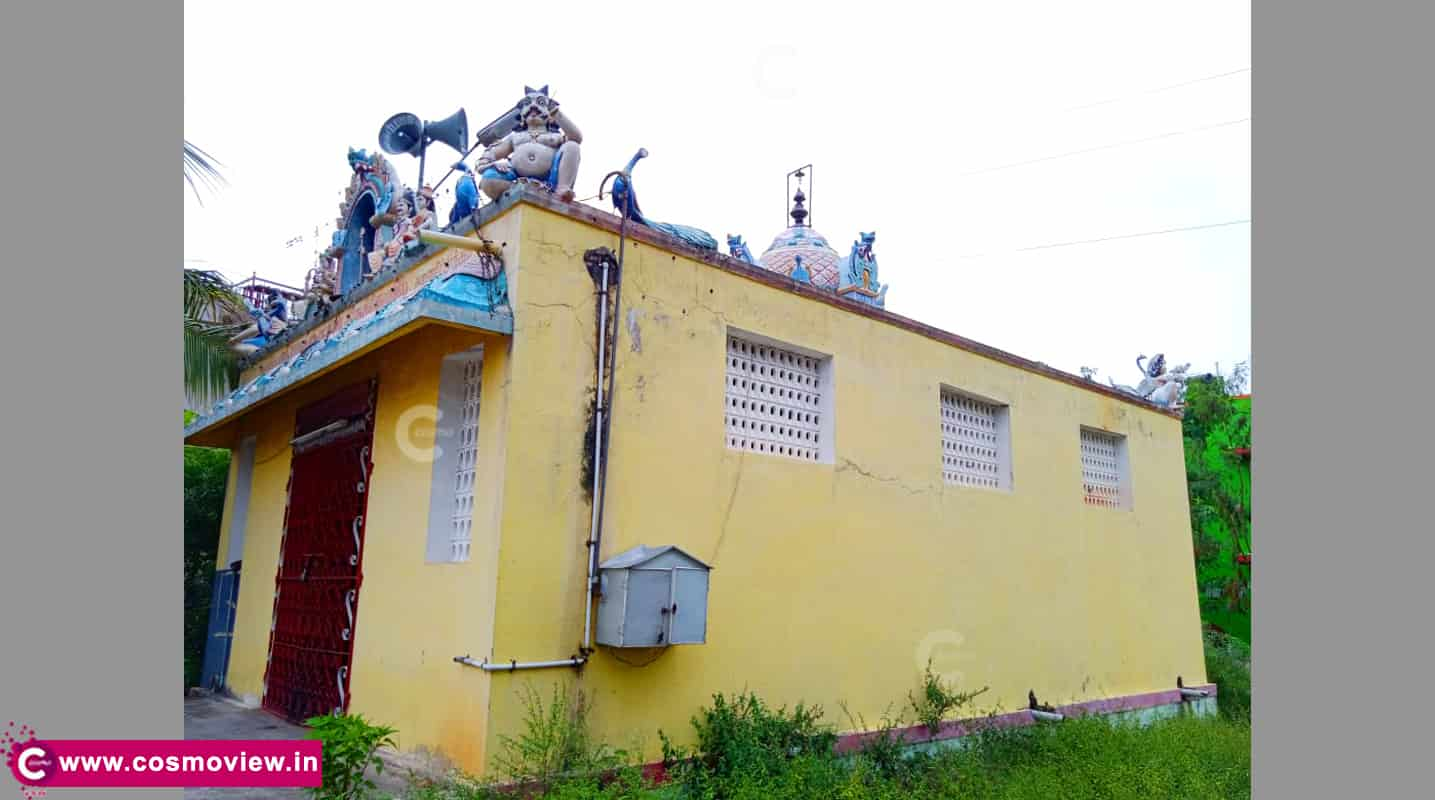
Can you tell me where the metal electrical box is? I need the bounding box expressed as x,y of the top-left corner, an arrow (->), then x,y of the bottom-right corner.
596,545 -> 711,648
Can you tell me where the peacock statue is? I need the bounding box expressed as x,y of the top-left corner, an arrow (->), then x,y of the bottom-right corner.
449,161 -> 479,226
607,149 -> 718,251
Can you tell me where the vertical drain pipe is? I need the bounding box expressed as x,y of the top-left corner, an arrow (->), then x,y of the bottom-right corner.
582,149 -> 646,653
581,249 -> 613,653
451,154 -> 642,674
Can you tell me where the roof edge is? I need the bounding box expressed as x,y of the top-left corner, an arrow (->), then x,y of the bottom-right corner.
510,187 -> 1184,419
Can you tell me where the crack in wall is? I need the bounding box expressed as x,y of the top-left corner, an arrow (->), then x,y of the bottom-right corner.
710,458 -> 744,566
693,299 -> 736,329
836,458 -> 930,496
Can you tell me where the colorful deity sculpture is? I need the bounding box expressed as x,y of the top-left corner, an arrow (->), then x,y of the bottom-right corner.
299,255 -> 342,322
228,289 -> 290,357
380,186 -> 438,268
474,86 -> 583,202
369,192 -> 411,274
330,148 -> 408,293
727,234 -> 757,264
1109,353 -> 1192,409
836,232 -> 888,308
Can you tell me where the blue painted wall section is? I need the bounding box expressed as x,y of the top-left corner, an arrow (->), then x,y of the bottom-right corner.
184,272 -> 512,438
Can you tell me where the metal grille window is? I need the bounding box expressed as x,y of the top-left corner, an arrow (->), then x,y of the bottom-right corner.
1080,427 -> 1129,510
940,390 -> 1009,490
724,333 -> 826,462
425,348 -> 483,562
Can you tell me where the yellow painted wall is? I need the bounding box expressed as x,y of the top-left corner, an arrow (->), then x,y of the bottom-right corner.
218,323 -> 509,769
208,211 -> 526,774
207,199 -> 1205,777
481,205 -> 1207,768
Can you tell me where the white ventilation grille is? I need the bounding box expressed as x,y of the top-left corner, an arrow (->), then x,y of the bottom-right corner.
1080,428 -> 1127,509
449,357 -> 482,561
725,334 -> 823,462
941,391 -> 1006,489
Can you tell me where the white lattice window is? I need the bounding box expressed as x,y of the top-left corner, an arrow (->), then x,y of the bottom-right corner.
940,389 -> 1010,490
1080,427 -> 1130,510
724,333 -> 830,463
449,357 -> 481,560
426,348 -> 483,562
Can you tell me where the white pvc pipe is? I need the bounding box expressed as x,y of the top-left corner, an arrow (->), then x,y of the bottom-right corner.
451,257 -> 611,678
1179,687 -> 1211,698
453,656 -> 585,672
1030,709 -> 1065,722
417,229 -> 499,252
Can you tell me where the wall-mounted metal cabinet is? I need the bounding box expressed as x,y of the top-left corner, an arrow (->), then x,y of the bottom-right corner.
596,545 -> 711,648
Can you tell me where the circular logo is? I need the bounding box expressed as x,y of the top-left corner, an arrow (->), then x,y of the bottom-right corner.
754,44 -> 800,101
12,741 -> 57,786
915,629 -> 973,687
395,404 -> 441,463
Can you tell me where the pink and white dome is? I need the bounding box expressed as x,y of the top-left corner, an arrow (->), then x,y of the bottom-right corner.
756,186 -> 841,289
758,225 -> 842,289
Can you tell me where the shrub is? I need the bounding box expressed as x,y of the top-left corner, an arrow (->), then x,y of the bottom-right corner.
492,682 -> 627,788
1204,629 -> 1252,723
666,690 -> 836,795
305,713 -> 397,800
907,660 -> 988,735
838,702 -> 909,781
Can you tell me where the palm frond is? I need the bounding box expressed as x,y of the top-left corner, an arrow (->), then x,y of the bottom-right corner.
183,268 -> 248,409
184,321 -> 241,410
184,268 -> 246,321
184,140 -> 227,204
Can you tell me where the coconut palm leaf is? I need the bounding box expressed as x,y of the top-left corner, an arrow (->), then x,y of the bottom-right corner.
184,140 -> 226,204
183,141 -> 243,410
184,268 -> 245,321
184,268 -> 248,409
185,319 -> 239,411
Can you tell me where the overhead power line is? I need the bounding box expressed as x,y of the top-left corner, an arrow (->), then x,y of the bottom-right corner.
954,218 -> 1251,260
1062,67 -> 1251,113
959,116 -> 1250,178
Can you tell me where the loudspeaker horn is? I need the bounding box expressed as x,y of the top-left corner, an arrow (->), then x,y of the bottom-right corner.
424,108 -> 469,155
378,108 -> 469,158
378,112 -> 424,156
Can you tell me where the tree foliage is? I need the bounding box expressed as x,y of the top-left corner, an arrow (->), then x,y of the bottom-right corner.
184,435 -> 231,688
1182,364 -> 1251,642
184,268 -> 247,409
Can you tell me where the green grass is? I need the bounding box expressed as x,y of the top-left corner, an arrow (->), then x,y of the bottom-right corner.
403,636 -> 1251,799
661,715 -> 1250,800
402,716 -> 1249,800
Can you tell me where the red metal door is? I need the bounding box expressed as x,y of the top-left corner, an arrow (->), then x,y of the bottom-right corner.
262,380 -> 377,723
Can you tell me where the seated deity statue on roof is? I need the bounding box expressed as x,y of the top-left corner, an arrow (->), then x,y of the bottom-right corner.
474,86 -> 582,203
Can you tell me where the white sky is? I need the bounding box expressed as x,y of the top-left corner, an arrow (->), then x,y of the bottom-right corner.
184,1 -> 1250,388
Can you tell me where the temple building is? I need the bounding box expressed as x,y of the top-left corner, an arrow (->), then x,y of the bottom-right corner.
186,87 -> 1213,777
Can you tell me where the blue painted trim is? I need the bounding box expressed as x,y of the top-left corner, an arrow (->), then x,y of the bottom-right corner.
184,294 -> 512,440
